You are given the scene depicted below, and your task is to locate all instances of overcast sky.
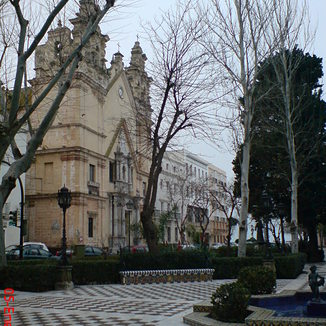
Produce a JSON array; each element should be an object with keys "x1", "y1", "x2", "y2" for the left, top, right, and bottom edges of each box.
[
  {"x1": 3, "y1": 0, "x2": 325, "y2": 212},
  {"x1": 102, "y1": 0, "x2": 326, "y2": 179}
]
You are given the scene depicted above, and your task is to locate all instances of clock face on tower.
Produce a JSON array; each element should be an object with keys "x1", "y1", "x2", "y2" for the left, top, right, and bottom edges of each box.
[{"x1": 118, "y1": 86, "x2": 124, "y2": 98}]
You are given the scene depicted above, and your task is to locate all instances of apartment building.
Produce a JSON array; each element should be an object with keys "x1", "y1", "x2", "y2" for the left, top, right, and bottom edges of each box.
[{"x1": 155, "y1": 150, "x2": 228, "y2": 245}]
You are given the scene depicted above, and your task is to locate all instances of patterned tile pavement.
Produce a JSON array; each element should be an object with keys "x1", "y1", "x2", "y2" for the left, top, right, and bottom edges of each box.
[
  {"x1": 2, "y1": 281, "x2": 232, "y2": 326},
  {"x1": 0, "y1": 273, "x2": 319, "y2": 326}
]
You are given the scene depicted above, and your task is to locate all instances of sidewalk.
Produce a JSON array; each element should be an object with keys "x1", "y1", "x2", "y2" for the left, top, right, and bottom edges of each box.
[{"x1": 2, "y1": 260, "x2": 325, "y2": 326}]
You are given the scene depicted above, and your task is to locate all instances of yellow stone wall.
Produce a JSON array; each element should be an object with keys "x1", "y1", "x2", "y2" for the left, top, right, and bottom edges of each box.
[{"x1": 26, "y1": 42, "x2": 150, "y2": 250}]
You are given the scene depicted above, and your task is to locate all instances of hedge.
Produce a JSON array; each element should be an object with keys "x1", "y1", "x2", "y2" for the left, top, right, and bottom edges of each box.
[
  {"x1": 238, "y1": 265, "x2": 276, "y2": 294},
  {"x1": 0, "y1": 252, "x2": 306, "y2": 291},
  {"x1": 72, "y1": 259, "x2": 120, "y2": 285},
  {"x1": 274, "y1": 253, "x2": 306, "y2": 278},
  {"x1": 211, "y1": 257, "x2": 263, "y2": 279},
  {"x1": 0, "y1": 263, "x2": 57, "y2": 291},
  {"x1": 0, "y1": 258, "x2": 121, "y2": 291},
  {"x1": 120, "y1": 250, "x2": 211, "y2": 271}
]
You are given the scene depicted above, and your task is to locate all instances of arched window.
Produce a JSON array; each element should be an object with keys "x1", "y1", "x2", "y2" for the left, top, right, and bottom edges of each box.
[{"x1": 122, "y1": 165, "x2": 126, "y2": 181}]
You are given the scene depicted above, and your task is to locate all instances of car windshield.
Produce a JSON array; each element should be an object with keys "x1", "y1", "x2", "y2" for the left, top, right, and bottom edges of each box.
[
  {"x1": 24, "y1": 248, "x2": 51, "y2": 256},
  {"x1": 5, "y1": 245, "x2": 18, "y2": 252},
  {"x1": 93, "y1": 247, "x2": 102, "y2": 254},
  {"x1": 9, "y1": 249, "x2": 19, "y2": 255},
  {"x1": 24, "y1": 244, "x2": 43, "y2": 250}
]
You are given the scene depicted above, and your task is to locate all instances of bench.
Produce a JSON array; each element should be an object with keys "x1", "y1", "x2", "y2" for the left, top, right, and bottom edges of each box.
[{"x1": 119, "y1": 268, "x2": 215, "y2": 285}]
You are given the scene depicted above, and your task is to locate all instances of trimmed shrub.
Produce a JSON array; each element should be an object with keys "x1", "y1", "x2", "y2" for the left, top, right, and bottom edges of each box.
[
  {"x1": 274, "y1": 253, "x2": 306, "y2": 278},
  {"x1": 0, "y1": 258, "x2": 121, "y2": 291},
  {"x1": 120, "y1": 250, "x2": 211, "y2": 271},
  {"x1": 299, "y1": 240, "x2": 323, "y2": 262},
  {"x1": 72, "y1": 258, "x2": 120, "y2": 285},
  {"x1": 210, "y1": 246, "x2": 237, "y2": 257},
  {"x1": 0, "y1": 263, "x2": 57, "y2": 291},
  {"x1": 211, "y1": 282, "x2": 250, "y2": 322},
  {"x1": 211, "y1": 257, "x2": 263, "y2": 279},
  {"x1": 7, "y1": 259, "x2": 57, "y2": 266},
  {"x1": 244, "y1": 244, "x2": 257, "y2": 257},
  {"x1": 238, "y1": 266, "x2": 276, "y2": 294}
]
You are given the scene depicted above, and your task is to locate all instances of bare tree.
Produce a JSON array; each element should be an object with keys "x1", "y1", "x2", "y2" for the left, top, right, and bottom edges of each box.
[
  {"x1": 209, "y1": 181, "x2": 240, "y2": 248},
  {"x1": 139, "y1": 1, "x2": 213, "y2": 253},
  {"x1": 189, "y1": 179, "x2": 218, "y2": 247},
  {"x1": 0, "y1": 0, "x2": 115, "y2": 267},
  {"x1": 164, "y1": 169, "x2": 193, "y2": 244},
  {"x1": 260, "y1": 0, "x2": 313, "y2": 254},
  {"x1": 198, "y1": 0, "x2": 308, "y2": 256}
]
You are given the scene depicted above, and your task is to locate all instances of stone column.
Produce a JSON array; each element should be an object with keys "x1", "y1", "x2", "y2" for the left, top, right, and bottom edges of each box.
[
  {"x1": 121, "y1": 206, "x2": 126, "y2": 241},
  {"x1": 113, "y1": 197, "x2": 119, "y2": 237},
  {"x1": 133, "y1": 195, "x2": 141, "y2": 245}
]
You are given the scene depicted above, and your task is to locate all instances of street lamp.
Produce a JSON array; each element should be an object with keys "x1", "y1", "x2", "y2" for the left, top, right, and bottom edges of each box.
[
  {"x1": 126, "y1": 200, "x2": 133, "y2": 252},
  {"x1": 57, "y1": 185, "x2": 71, "y2": 265}
]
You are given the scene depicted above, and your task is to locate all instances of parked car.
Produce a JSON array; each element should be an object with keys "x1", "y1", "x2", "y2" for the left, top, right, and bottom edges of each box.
[
  {"x1": 55, "y1": 249, "x2": 74, "y2": 258},
  {"x1": 121, "y1": 245, "x2": 149, "y2": 254},
  {"x1": 211, "y1": 243, "x2": 224, "y2": 249},
  {"x1": 23, "y1": 242, "x2": 50, "y2": 252},
  {"x1": 182, "y1": 244, "x2": 197, "y2": 250},
  {"x1": 84, "y1": 246, "x2": 104, "y2": 256},
  {"x1": 5, "y1": 245, "x2": 19, "y2": 254},
  {"x1": 131, "y1": 245, "x2": 148, "y2": 253},
  {"x1": 6, "y1": 247, "x2": 58, "y2": 260}
]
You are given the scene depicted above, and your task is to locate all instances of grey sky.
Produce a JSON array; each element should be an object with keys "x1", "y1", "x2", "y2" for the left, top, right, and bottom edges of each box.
[
  {"x1": 4, "y1": 0, "x2": 325, "y2": 209},
  {"x1": 103, "y1": 0, "x2": 326, "y2": 179}
]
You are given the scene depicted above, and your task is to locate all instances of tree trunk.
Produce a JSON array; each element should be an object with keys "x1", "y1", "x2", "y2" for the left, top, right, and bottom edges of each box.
[
  {"x1": 180, "y1": 227, "x2": 186, "y2": 244},
  {"x1": 285, "y1": 91, "x2": 299, "y2": 254},
  {"x1": 280, "y1": 216, "x2": 286, "y2": 252},
  {"x1": 238, "y1": 139, "x2": 250, "y2": 257},
  {"x1": 140, "y1": 210, "x2": 159, "y2": 253},
  {"x1": 290, "y1": 168, "x2": 299, "y2": 254},
  {"x1": 227, "y1": 219, "x2": 232, "y2": 247},
  {"x1": 0, "y1": 196, "x2": 6, "y2": 266},
  {"x1": 307, "y1": 218, "x2": 319, "y2": 260}
]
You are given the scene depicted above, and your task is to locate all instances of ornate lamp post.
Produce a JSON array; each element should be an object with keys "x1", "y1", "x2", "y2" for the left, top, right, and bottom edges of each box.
[
  {"x1": 57, "y1": 185, "x2": 71, "y2": 266},
  {"x1": 126, "y1": 200, "x2": 134, "y2": 252}
]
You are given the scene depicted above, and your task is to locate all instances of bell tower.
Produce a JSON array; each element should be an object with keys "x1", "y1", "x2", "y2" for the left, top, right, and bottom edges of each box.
[{"x1": 126, "y1": 41, "x2": 152, "y2": 114}]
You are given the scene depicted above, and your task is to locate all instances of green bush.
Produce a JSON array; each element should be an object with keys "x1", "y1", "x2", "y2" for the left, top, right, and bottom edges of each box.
[
  {"x1": 72, "y1": 258, "x2": 120, "y2": 285},
  {"x1": 211, "y1": 257, "x2": 263, "y2": 279},
  {"x1": 299, "y1": 240, "x2": 324, "y2": 263},
  {"x1": 120, "y1": 250, "x2": 211, "y2": 271},
  {"x1": 7, "y1": 259, "x2": 57, "y2": 266},
  {"x1": 274, "y1": 253, "x2": 306, "y2": 278},
  {"x1": 0, "y1": 263, "x2": 57, "y2": 291},
  {"x1": 0, "y1": 258, "x2": 121, "y2": 291},
  {"x1": 211, "y1": 282, "x2": 250, "y2": 322},
  {"x1": 245, "y1": 244, "x2": 258, "y2": 257},
  {"x1": 238, "y1": 266, "x2": 276, "y2": 294},
  {"x1": 210, "y1": 246, "x2": 237, "y2": 257}
]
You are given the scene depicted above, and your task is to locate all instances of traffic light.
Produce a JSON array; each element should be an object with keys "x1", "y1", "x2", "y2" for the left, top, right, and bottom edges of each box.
[{"x1": 9, "y1": 210, "x2": 18, "y2": 226}]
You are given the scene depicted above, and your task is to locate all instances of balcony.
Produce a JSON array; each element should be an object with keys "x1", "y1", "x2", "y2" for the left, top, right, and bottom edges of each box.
[
  {"x1": 88, "y1": 180, "x2": 100, "y2": 196},
  {"x1": 114, "y1": 179, "x2": 131, "y2": 195}
]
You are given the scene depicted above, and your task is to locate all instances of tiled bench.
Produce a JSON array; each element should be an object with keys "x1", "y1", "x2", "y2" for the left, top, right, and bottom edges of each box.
[{"x1": 120, "y1": 268, "x2": 215, "y2": 285}]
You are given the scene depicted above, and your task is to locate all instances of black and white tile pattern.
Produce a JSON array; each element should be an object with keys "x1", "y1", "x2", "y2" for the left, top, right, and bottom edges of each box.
[{"x1": 0, "y1": 278, "x2": 298, "y2": 325}]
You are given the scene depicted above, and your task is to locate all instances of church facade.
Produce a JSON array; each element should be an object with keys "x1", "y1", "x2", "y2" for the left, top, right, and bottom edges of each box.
[{"x1": 25, "y1": 2, "x2": 151, "y2": 252}]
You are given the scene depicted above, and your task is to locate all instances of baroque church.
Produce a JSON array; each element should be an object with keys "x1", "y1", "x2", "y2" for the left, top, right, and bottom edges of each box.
[{"x1": 25, "y1": 1, "x2": 151, "y2": 252}]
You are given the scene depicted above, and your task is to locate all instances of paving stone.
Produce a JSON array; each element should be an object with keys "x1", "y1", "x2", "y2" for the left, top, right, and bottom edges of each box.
[{"x1": 2, "y1": 266, "x2": 323, "y2": 326}]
